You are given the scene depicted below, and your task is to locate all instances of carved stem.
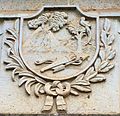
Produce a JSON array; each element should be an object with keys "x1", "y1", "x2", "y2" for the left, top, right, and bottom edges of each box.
[{"x1": 76, "y1": 32, "x2": 84, "y2": 54}]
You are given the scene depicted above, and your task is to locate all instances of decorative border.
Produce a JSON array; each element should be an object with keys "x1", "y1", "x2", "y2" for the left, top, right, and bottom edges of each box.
[{"x1": 4, "y1": 18, "x2": 116, "y2": 112}]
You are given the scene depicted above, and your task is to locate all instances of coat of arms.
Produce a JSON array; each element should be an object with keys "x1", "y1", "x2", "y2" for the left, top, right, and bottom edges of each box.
[{"x1": 4, "y1": 6, "x2": 116, "y2": 112}]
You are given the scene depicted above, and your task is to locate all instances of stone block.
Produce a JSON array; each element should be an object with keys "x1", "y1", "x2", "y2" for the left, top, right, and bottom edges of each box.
[{"x1": 0, "y1": 1, "x2": 120, "y2": 116}]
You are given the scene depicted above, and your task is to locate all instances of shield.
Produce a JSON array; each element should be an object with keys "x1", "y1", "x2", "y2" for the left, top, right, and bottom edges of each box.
[{"x1": 18, "y1": 6, "x2": 99, "y2": 81}]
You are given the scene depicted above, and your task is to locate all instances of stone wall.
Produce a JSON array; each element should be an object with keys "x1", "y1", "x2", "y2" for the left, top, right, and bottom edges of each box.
[
  {"x1": 0, "y1": 0, "x2": 120, "y2": 11},
  {"x1": 0, "y1": 0, "x2": 120, "y2": 116}
]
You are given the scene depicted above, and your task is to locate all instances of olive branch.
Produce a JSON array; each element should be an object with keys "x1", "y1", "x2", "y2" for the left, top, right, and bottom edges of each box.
[{"x1": 70, "y1": 18, "x2": 116, "y2": 95}]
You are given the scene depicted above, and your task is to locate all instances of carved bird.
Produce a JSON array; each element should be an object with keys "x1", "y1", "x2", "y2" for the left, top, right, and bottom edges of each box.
[
  {"x1": 80, "y1": 17, "x2": 91, "y2": 27},
  {"x1": 80, "y1": 17, "x2": 92, "y2": 45}
]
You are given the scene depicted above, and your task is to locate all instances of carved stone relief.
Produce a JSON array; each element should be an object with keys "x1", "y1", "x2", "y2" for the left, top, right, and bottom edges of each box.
[{"x1": 3, "y1": 6, "x2": 116, "y2": 113}]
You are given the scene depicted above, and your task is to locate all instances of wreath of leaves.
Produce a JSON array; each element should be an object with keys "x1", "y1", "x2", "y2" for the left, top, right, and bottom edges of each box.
[
  {"x1": 4, "y1": 18, "x2": 116, "y2": 111},
  {"x1": 69, "y1": 18, "x2": 116, "y2": 95},
  {"x1": 4, "y1": 27, "x2": 46, "y2": 96}
]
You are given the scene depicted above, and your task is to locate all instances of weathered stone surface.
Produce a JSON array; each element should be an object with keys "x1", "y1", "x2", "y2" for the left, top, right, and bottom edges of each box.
[
  {"x1": 0, "y1": 1, "x2": 120, "y2": 116},
  {"x1": 0, "y1": 0, "x2": 68, "y2": 11},
  {"x1": 70, "y1": 0, "x2": 120, "y2": 11},
  {"x1": 0, "y1": 0, "x2": 120, "y2": 12}
]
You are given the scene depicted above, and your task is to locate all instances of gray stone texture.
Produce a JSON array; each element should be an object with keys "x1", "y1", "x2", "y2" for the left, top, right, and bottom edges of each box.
[
  {"x1": 0, "y1": 0, "x2": 120, "y2": 116},
  {"x1": 0, "y1": 0, "x2": 119, "y2": 11}
]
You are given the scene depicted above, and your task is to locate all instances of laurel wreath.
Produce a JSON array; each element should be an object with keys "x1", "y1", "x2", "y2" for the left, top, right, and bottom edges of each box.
[{"x1": 4, "y1": 18, "x2": 115, "y2": 112}]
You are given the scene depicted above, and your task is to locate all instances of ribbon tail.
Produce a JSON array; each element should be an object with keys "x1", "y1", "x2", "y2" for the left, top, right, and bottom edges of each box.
[
  {"x1": 56, "y1": 95, "x2": 66, "y2": 111},
  {"x1": 42, "y1": 95, "x2": 54, "y2": 112}
]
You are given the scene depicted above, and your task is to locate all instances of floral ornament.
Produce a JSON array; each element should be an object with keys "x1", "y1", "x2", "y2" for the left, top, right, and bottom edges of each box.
[{"x1": 4, "y1": 18, "x2": 115, "y2": 112}]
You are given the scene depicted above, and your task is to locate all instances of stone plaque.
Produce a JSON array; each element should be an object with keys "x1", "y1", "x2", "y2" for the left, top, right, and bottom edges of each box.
[{"x1": 0, "y1": 2, "x2": 120, "y2": 115}]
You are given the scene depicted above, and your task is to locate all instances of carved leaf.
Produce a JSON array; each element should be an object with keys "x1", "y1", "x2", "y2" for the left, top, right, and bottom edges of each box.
[
  {"x1": 84, "y1": 67, "x2": 97, "y2": 81},
  {"x1": 101, "y1": 30, "x2": 107, "y2": 47},
  {"x1": 105, "y1": 46, "x2": 111, "y2": 57},
  {"x1": 11, "y1": 56, "x2": 24, "y2": 68},
  {"x1": 19, "y1": 77, "x2": 29, "y2": 86},
  {"x1": 71, "y1": 85, "x2": 91, "y2": 92},
  {"x1": 7, "y1": 50, "x2": 24, "y2": 68},
  {"x1": 25, "y1": 80, "x2": 36, "y2": 95},
  {"x1": 71, "y1": 79, "x2": 90, "y2": 86},
  {"x1": 14, "y1": 19, "x2": 19, "y2": 34},
  {"x1": 7, "y1": 48, "x2": 14, "y2": 56},
  {"x1": 99, "y1": 63, "x2": 114, "y2": 73},
  {"x1": 14, "y1": 68, "x2": 22, "y2": 75},
  {"x1": 74, "y1": 74, "x2": 84, "y2": 81},
  {"x1": 70, "y1": 89, "x2": 79, "y2": 96},
  {"x1": 19, "y1": 71, "x2": 35, "y2": 78},
  {"x1": 94, "y1": 58, "x2": 101, "y2": 71},
  {"x1": 4, "y1": 59, "x2": 13, "y2": 64},
  {"x1": 85, "y1": 67, "x2": 94, "y2": 77},
  {"x1": 71, "y1": 74, "x2": 90, "y2": 86},
  {"x1": 12, "y1": 68, "x2": 16, "y2": 81},
  {"x1": 6, "y1": 36, "x2": 16, "y2": 41},
  {"x1": 107, "y1": 34, "x2": 115, "y2": 45},
  {"x1": 89, "y1": 74, "x2": 106, "y2": 83},
  {"x1": 5, "y1": 63, "x2": 19, "y2": 70},
  {"x1": 99, "y1": 47, "x2": 106, "y2": 60},
  {"x1": 103, "y1": 18, "x2": 111, "y2": 32},
  {"x1": 7, "y1": 28, "x2": 17, "y2": 39},
  {"x1": 34, "y1": 83, "x2": 42, "y2": 97},
  {"x1": 85, "y1": 66, "x2": 95, "y2": 77},
  {"x1": 12, "y1": 67, "x2": 21, "y2": 81},
  {"x1": 35, "y1": 76, "x2": 46, "y2": 84},
  {"x1": 85, "y1": 72, "x2": 97, "y2": 81},
  {"x1": 4, "y1": 40, "x2": 13, "y2": 48},
  {"x1": 99, "y1": 61, "x2": 109, "y2": 70},
  {"x1": 18, "y1": 77, "x2": 35, "y2": 87},
  {"x1": 107, "y1": 49, "x2": 116, "y2": 60}
]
